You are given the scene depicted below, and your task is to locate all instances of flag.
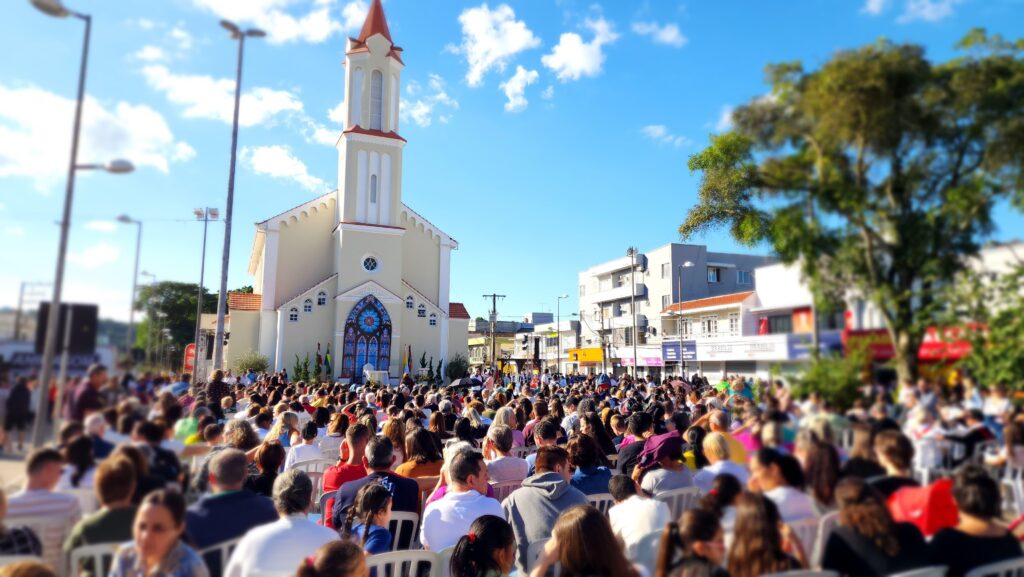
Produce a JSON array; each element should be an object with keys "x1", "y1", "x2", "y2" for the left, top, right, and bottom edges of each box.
[
  {"x1": 406, "y1": 344, "x2": 413, "y2": 374},
  {"x1": 324, "y1": 343, "x2": 333, "y2": 378},
  {"x1": 315, "y1": 342, "x2": 323, "y2": 379}
]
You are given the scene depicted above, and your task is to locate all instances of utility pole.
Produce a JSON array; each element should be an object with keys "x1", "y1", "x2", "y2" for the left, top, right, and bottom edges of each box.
[
  {"x1": 626, "y1": 246, "x2": 640, "y2": 377},
  {"x1": 482, "y1": 293, "x2": 505, "y2": 373}
]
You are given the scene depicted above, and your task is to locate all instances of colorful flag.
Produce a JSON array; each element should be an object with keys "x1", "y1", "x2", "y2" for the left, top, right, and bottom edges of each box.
[
  {"x1": 406, "y1": 344, "x2": 413, "y2": 374},
  {"x1": 315, "y1": 342, "x2": 323, "y2": 380}
]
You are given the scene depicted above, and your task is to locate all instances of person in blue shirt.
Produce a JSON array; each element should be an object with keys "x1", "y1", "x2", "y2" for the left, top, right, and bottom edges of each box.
[
  {"x1": 340, "y1": 482, "x2": 393, "y2": 555},
  {"x1": 568, "y1": 433, "x2": 612, "y2": 495}
]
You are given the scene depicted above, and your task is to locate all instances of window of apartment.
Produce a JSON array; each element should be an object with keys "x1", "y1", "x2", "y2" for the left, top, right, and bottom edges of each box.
[
  {"x1": 579, "y1": 284, "x2": 585, "y2": 297},
  {"x1": 418, "y1": 304, "x2": 426, "y2": 318},
  {"x1": 728, "y1": 312, "x2": 740, "y2": 336},
  {"x1": 707, "y1": 267, "x2": 721, "y2": 283},
  {"x1": 679, "y1": 318, "x2": 693, "y2": 339},
  {"x1": 661, "y1": 263, "x2": 670, "y2": 278},
  {"x1": 624, "y1": 327, "x2": 633, "y2": 346},
  {"x1": 429, "y1": 314, "x2": 437, "y2": 326},
  {"x1": 737, "y1": 270, "x2": 752, "y2": 285},
  {"x1": 317, "y1": 291, "x2": 327, "y2": 306},
  {"x1": 406, "y1": 296, "x2": 414, "y2": 309},
  {"x1": 303, "y1": 299, "x2": 313, "y2": 313},
  {"x1": 289, "y1": 308, "x2": 299, "y2": 322},
  {"x1": 661, "y1": 295, "x2": 670, "y2": 310},
  {"x1": 768, "y1": 314, "x2": 792, "y2": 334},
  {"x1": 702, "y1": 316, "x2": 718, "y2": 337}
]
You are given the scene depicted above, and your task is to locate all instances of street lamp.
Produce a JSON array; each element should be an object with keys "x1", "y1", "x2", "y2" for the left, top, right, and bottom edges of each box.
[
  {"x1": 116, "y1": 214, "x2": 142, "y2": 352},
  {"x1": 594, "y1": 308, "x2": 607, "y2": 375},
  {"x1": 29, "y1": 0, "x2": 134, "y2": 448},
  {"x1": 140, "y1": 271, "x2": 157, "y2": 364},
  {"x1": 556, "y1": 294, "x2": 568, "y2": 377},
  {"x1": 193, "y1": 208, "x2": 219, "y2": 376},
  {"x1": 212, "y1": 19, "x2": 265, "y2": 371},
  {"x1": 676, "y1": 261, "x2": 695, "y2": 374},
  {"x1": 626, "y1": 247, "x2": 639, "y2": 377}
]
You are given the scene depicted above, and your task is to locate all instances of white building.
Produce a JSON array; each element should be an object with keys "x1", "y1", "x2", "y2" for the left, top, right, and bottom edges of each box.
[
  {"x1": 575, "y1": 243, "x2": 774, "y2": 378},
  {"x1": 208, "y1": 0, "x2": 469, "y2": 383}
]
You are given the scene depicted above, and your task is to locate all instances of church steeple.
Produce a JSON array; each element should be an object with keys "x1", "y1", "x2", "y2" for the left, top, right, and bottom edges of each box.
[{"x1": 357, "y1": 0, "x2": 392, "y2": 45}]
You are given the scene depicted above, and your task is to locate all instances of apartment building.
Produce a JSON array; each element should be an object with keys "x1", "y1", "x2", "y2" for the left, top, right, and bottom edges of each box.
[{"x1": 575, "y1": 243, "x2": 774, "y2": 378}]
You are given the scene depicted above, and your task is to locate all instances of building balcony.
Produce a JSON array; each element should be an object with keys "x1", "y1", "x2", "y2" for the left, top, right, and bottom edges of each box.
[
  {"x1": 591, "y1": 283, "x2": 647, "y2": 303},
  {"x1": 609, "y1": 315, "x2": 647, "y2": 329}
]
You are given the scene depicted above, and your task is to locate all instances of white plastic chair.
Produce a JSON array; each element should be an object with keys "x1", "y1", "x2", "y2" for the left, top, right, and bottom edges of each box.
[
  {"x1": 68, "y1": 542, "x2": 120, "y2": 577},
  {"x1": 305, "y1": 471, "x2": 325, "y2": 508},
  {"x1": 365, "y1": 550, "x2": 440, "y2": 577},
  {"x1": 509, "y1": 446, "x2": 534, "y2": 459},
  {"x1": 387, "y1": 511, "x2": 421, "y2": 552},
  {"x1": 963, "y1": 557, "x2": 1024, "y2": 577},
  {"x1": 63, "y1": 487, "x2": 99, "y2": 516},
  {"x1": 490, "y1": 479, "x2": 522, "y2": 503},
  {"x1": 1000, "y1": 464, "x2": 1024, "y2": 517},
  {"x1": 761, "y1": 571, "x2": 839, "y2": 577},
  {"x1": 586, "y1": 493, "x2": 616, "y2": 515},
  {"x1": 655, "y1": 486, "x2": 701, "y2": 519},
  {"x1": 812, "y1": 511, "x2": 839, "y2": 568},
  {"x1": 293, "y1": 458, "x2": 335, "y2": 474},
  {"x1": 888, "y1": 567, "x2": 948, "y2": 577},
  {"x1": 7, "y1": 515, "x2": 72, "y2": 576},
  {"x1": 436, "y1": 546, "x2": 456, "y2": 577},
  {"x1": 198, "y1": 537, "x2": 242, "y2": 573},
  {"x1": 0, "y1": 555, "x2": 41, "y2": 567},
  {"x1": 788, "y1": 517, "x2": 821, "y2": 565}
]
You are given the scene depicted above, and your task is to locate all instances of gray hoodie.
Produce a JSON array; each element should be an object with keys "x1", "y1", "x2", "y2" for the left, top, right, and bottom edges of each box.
[{"x1": 501, "y1": 471, "x2": 589, "y2": 574}]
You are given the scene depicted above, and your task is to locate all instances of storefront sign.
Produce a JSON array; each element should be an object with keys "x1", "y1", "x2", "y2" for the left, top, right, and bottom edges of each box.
[
  {"x1": 844, "y1": 327, "x2": 972, "y2": 362},
  {"x1": 696, "y1": 335, "x2": 790, "y2": 361},
  {"x1": 622, "y1": 356, "x2": 664, "y2": 367},
  {"x1": 786, "y1": 331, "x2": 844, "y2": 360},
  {"x1": 567, "y1": 347, "x2": 604, "y2": 363},
  {"x1": 662, "y1": 341, "x2": 681, "y2": 362}
]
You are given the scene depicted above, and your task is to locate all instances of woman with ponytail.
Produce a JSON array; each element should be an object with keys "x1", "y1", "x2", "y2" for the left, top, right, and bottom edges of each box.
[
  {"x1": 449, "y1": 515, "x2": 516, "y2": 577},
  {"x1": 655, "y1": 509, "x2": 728, "y2": 577},
  {"x1": 294, "y1": 540, "x2": 367, "y2": 577},
  {"x1": 340, "y1": 483, "x2": 393, "y2": 554},
  {"x1": 698, "y1": 474, "x2": 742, "y2": 533}
]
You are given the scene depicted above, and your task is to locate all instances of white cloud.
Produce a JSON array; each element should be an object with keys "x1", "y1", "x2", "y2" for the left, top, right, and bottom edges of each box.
[
  {"x1": 0, "y1": 83, "x2": 194, "y2": 192},
  {"x1": 715, "y1": 105, "x2": 734, "y2": 132},
  {"x1": 130, "y1": 18, "x2": 162, "y2": 30},
  {"x1": 448, "y1": 4, "x2": 541, "y2": 87},
  {"x1": 542, "y1": 17, "x2": 619, "y2": 82},
  {"x1": 862, "y1": 0, "x2": 890, "y2": 14},
  {"x1": 241, "y1": 145, "x2": 326, "y2": 192},
  {"x1": 327, "y1": 100, "x2": 346, "y2": 124},
  {"x1": 499, "y1": 66, "x2": 538, "y2": 113},
  {"x1": 899, "y1": 0, "x2": 961, "y2": 22},
  {"x1": 4, "y1": 226, "x2": 25, "y2": 237},
  {"x1": 541, "y1": 85, "x2": 554, "y2": 100},
  {"x1": 173, "y1": 142, "x2": 197, "y2": 162},
  {"x1": 85, "y1": 221, "x2": 118, "y2": 233},
  {"x1": 400, "y1": 74, "x2": 459, "y2": 127},
  {"x1": 135, "y1": 45, "x2": 168, "y2": 62},
  {"x1": 169, "y1": 26, "x2": 193, "y2": 51},
  {"x1": 641, "y1": 125, "x2": 691, "y2": 148},
  {"x1": 631, "y1": 21, "x2": 686, "y2": 48},
  {"x1": 68, "y1": 242, "x2": 120, "y2": 269},
  {"x1": 190, "y1": 0, "x2": 367, "y2": 44},
  {"x1": 142, "y1": 65, "x2": 304, "y2": 127}
]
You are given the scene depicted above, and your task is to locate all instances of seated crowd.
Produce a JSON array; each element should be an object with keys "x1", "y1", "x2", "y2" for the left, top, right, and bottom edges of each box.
[{"x1": 1, "y1": 365, "x2": 1023, "y2": 577}]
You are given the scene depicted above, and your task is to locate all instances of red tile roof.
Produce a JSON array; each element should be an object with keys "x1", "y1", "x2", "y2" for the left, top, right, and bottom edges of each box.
[
  {"x1": 357, "y1": 0, "x2": 392, "y2": 44},
  {"x1": 228, "y1": 292, "x2": 262, "y2": 311},
  {"x1": 449, "y1": 302, "x2": 470, "y2": 320},
  {"x1": 661, "y1": 291, "x2": 755, "y2": 314}
]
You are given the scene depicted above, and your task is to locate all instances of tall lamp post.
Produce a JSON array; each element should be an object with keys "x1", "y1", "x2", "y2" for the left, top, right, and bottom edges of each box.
[
  {"x1": 556, "y1": 294, "x2": 568, "y2": 376},
  {"x1": 626, "y1": 247, "x2": 640, "y2": 377},
  {"x1": 212, "y1": 20, "x2": 265, "y2": 370},
  {"x1": 676, "y1": 261, "x2": 694, "y2": 375},
  {"x1": 29, "y1": 0, "x2": 134, "y2": 448},
  {"x1": 193, "y1": 208, "x2": 218, "y2": 375},
  {"x1": 594, "y1": 308, "x2": 607, "y2": 375},
  {"x1": 116, "y1": 214, "x2": 142, "y2": 351},
  {"x1": 140, "y1": 271, "x2": 157, "y2": 364}
]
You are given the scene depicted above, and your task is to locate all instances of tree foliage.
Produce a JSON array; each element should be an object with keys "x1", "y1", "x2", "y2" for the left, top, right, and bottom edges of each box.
[
  {"x1": 135, "y1": 281, "x2": 216, "y2": 360},
  {"x1": 792, "y1": 343, "x2": 872, "y2": 412},
  {"x1": 681, "y1": 30, "x2": 1024, "y2": 382},
  {"x1": 446, "y1": 354, "x2": 470, "y2": 383},
  {"x1": 234, "y1": 350, "x2": 269, "y2": 374},
  {"x1": 944, "y1": 260, "x2": 1024, "y2": 389}
]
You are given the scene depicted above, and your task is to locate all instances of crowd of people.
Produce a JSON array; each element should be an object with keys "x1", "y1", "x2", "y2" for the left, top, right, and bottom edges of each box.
[{"x1": 1, "y1": 363, "x2": 1023, "y2": 577}]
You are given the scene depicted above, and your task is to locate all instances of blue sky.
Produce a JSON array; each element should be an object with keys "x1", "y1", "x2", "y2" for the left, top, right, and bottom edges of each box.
[{"x1": 2, "y1": 0, "x2": 1022, "y2": 325}]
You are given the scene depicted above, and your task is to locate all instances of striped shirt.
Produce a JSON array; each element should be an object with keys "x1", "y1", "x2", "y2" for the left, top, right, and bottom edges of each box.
[{"x1": 6, "y1": 489, "x2": 82, "y2": 568}]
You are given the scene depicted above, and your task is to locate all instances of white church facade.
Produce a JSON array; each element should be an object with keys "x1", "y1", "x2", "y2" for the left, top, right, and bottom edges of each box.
[{"x1": 207, "y1": 0, "x2": 470, "y2": 382}]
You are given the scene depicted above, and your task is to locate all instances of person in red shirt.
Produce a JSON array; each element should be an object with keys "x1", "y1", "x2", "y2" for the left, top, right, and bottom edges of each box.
[{"x1": 322, "y1": 423, "x2": 371, "y2": 527}]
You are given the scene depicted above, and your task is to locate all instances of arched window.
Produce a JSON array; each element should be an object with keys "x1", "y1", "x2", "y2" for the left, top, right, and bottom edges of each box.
[
  {"x1": 369, "y1": 70, "x2": 383, "y2": 130},
  {"x1": 429, "y1": 313, "x2": 437, "y2": 326},
  {"x1": 417, "y1": 304, "x2": 426, "y2": 318},
  {"x1": 340, "y1": 295, "x2": 393, "y2": 380},
  {"x1": 289, "y1": 308, "x2": 299, "y2": 322},
  {"x1": 303, "y1": 299, "x2": 313, "y2": 313},
  {"x1": 317, "y1": 291, "x2": 327, "y2": 306},
  {"x1": 405, "y1": 296, "x2": 414, "y2": 309},
  {"x1": 369, "y1": 174, "x2": 378, "y2": 204}
]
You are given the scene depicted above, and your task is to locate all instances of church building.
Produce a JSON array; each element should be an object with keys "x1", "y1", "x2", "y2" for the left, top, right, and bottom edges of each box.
[{"x1": 212, "y1": 0, "x2": 470, "y2": 383}]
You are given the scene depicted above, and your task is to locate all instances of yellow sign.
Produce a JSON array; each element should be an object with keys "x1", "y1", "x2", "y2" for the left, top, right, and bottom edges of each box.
[{"x1": 567, "y1": 347, "x2": 604, "y2": 363}]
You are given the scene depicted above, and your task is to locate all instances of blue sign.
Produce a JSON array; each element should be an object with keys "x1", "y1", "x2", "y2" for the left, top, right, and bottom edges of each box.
[
  {"x1": 663, "y1": 340, "x2": 698, "y2": 362},
  {"x1": 787, "y1": 331, "x2": 843, "y2": 360},
  {"x1": 681, "y1": 340, "x2": 697, "y2": 361}
]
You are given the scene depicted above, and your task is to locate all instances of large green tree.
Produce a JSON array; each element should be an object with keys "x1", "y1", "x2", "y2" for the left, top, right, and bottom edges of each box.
[
  {"x1": 135, "y1": 281, "x2": 216, "y2": 364},
  {"x1": 680, "y1": 30, "x2": 1024, "y2": 382}
]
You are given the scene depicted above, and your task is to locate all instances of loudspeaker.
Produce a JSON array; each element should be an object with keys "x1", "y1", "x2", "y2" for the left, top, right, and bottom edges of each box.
[{"x1": 34, "y1": 303, "x2": 99, "y2": 355}]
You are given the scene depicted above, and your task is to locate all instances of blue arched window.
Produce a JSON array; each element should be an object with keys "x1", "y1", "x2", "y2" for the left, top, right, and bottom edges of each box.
[{"x1": 340, "y1": 295, "x2": 393, "y2": 380}]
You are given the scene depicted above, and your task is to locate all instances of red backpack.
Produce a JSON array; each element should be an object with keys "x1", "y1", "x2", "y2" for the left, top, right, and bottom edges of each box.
[{"x1": 887, "y1": 478, "x2": 959, "y2": 537}]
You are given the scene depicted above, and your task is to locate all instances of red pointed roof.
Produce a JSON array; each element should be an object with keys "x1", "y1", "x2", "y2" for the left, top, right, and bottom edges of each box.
[
  {"x1": 228, "y1": 292, "x2": 262, "y2": 311},
  {"x1": 357, "y1": 0, "x2": 392, "y2": 44},
  {"x1": 449, "y1": 303, "x2": 471, "y2": 320}
]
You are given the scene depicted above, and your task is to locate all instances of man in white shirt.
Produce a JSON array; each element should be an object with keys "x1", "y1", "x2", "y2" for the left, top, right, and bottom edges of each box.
[
  {"x1": 749, "y1": 448, "x2": 817, "y2": 523},
  {"x1": 6, "y1": 448, "x2": 82, "y2": 569},
  {"x1": 420, "y1": 450, "x2": 503, "y2": 551},
  {"x1": 484, "y1": 425, "x2": 529, "y2": 483},
  {"x1": 224, "y1": 469, "x2": 337, "y2": 577},
  {"x1": 284, "y1": 422, "x2": 323, "y2": 470},
  {"x1": 694, "y1": 432, "x2": 750, "y2": 493},
  {"x1": 608, "y1": 474, "x2": 670, "y2": 552}
]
